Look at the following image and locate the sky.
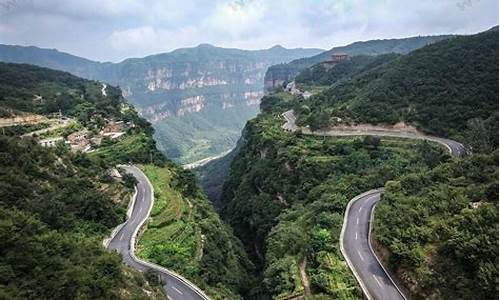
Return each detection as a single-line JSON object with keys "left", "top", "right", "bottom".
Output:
{"left": 0, "top": 0, "right": 498, "bottom": 62}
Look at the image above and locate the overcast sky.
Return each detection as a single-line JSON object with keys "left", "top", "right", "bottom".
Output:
{"left": 0, "top": 0, "right": 497, "bottom": 62}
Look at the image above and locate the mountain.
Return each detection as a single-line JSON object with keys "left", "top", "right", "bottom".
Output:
{"left": 0, "top": 62, "right": 255, "bottom": 300}
{"left": 264, "top": 34, "right": 453, "bottom": 91}
{"left": 0, "top": 44, "right": 110, "bottom": 79}
{"left": 0, "top": 44, "right": 323, "bottom": 163}
{"left": 217, "top": 28, "right": 498, "bottom": 299}
{"left": 0, "top": 62, "right": 168, "bottom": 299}
{"left": 294, "top": 27, "right": 499, "bottom": 145}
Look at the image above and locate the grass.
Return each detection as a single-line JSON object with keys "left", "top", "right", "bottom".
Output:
{"left": 136, "top": 165, "right": 201, "bottom": 278}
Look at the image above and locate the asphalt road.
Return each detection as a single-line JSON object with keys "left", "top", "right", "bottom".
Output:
{"left": 342, "top": 191, "right": 405, "bottom": 300}
{"left": 341, "top": 139, "right": 464, "bottom": 300}
{"left": 282, "top": 109, "right": 465, "bottom": 299}
{"left": 282, "top": 110, "right": 466, "bottom": 157}
{"left": 107, "top": 165, "right": 209, "bottom": 300}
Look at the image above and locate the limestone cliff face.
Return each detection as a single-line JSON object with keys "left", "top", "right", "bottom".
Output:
{"left": 0, "top": 43, "right": 324, "bottom": 162}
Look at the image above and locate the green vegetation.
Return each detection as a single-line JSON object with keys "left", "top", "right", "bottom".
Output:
{"left": 296, "top": 28, "right": 499, "bottom": 146}
{"left": 0, "top": 62, "right": 165, "bottom": 165}
{"left": 1, "top": 122, "right": 50, "bottom": 136}
{"left": 219, "top": 27, "right": 498, "bottom": 299}
{"left": 295, "top": 54, "right": 398, "bottom": 87}
{"left": 264, "top": 35, "right": 452, "bottom": 92}
{"left": 0, "top": 43, "right": 324, "bottom": 164}
{"left": 192, "top": 146, "right": 239, "bottom": 208}
{"left": 0, "top": 136, "right": 166, "bottom": 299}
{"left": 374, "top": 152, "right": 498, "bottom": 299}
{"left": 154, "top": 103, "right": 259, "bottom": 164}
{"left": 0, "top": 62, "right": 122, "bottom": 118}
{"left": 220, "top": 105, "right": 450, "bottom": 299}
{"left": 137, "top": 164, "right": 254, "bottom": 300}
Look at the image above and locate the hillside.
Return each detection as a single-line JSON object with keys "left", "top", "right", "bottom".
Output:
{"left": 264, "top": 35, "right": 452, "bottom": 91}
{"left": 295, "top": 27, "right": 499, "bottom": 149}
{"left": 374, "top": 152, "right": 498, "bottom": 299}
{"left": 0, "top": 62, "right": 254, "bottom": 300}
{"left": 0, "top": 44, "right": 323, "bottom": 164}
{"left": 0, "top": 135, "right": 166, "bottom": 300}
{"left": 218, "top": 27, "right": 498, "bottom": 299}
{"left": 137, "top": 164, "right": 254, "bottom": 300}
{"left": 219, "top": 94, "right": 452, "bottom": 299}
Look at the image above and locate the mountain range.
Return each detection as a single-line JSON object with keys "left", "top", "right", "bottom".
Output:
{"left": 0, "top": 44, "right": 323, "bottom": 163}
{"left": 0, "top": 35, "right": 456, "bottom": 164}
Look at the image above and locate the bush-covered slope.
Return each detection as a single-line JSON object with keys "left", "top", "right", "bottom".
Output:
{"left": 138, "top": 164, "right": 255, "bottom": 300}
{"left": 295, "top": 54, "right": 398, "bottom": 88}
{"left": 219, "top": 97, "right": 450, "bottom": 299}
{"left": 0, "top": 62, "right": 165, "bottom": 165}
{"left": 0, "top": 136, "right": 166, "bottom": 299}
{"left": 264, "top": 35, "right": 452, "bottom": 91}
{"left": 374, "top": 152, "right": 498, "bottom": 299}
{"left": 219, "top": 27, "right": 498, "bottom": 300}
{"left": 0, "top": 62, "right": 254, "bottom": 300}
{"left": 296, "top": 28, "right": 499, "bottom": 148}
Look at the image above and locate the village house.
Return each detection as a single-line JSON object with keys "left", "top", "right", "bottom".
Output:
{"left": 38, "top": 137, "right": 63, "bottom": 147}
{"left": 67, "top": 130, "right": 90, "bottom": 152}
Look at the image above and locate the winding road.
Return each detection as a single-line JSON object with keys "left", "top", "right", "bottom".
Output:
{"left": 282, "top": 109, "right": 465, "bottom": 300}
{"left": 106, "top": 165, "right": 210, "bottom": 300}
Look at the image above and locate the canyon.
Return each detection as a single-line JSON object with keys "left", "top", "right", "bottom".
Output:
{"left": 0, "top": 44, "right": 323, "bottom": 163}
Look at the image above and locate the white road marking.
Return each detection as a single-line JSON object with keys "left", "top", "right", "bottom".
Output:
{"left": 139, "top": 206, "right": 143, "bottom": 213}
{"left": 119, "top": 232, "right": 124, "bottom": 241}
{"left": 373, "top": 275, "right": 383, "bottom": 287}
{"left": 355, "top": 232, "right": 358, "bottom": 240}
{"left": 358, "top": 250, "right": 364, "bottom": 261}
{"left": 356, "top": 217, "right": 359, "bottom": 225}
{"left": 358, "top": 206, "right": 362, "bottom": 213}
{"left": 172, "top": 286, "right": 183, "bottom": 295}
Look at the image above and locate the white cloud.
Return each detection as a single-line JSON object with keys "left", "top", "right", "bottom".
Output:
{"left": 0, "top": 0, "right": 497, "bottom": 61}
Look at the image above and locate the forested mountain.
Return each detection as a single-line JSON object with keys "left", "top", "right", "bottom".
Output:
{"left": 375, "top": 152, "right": 498, "bottom": 299}
{"left": 218, "top": 27, "right": 498, "bottom": 299}
{"left": 0, "top": 44, "right": 323, "bottom": 163}
{"left": 295, "top": 27, "right": 499, "bottom": 149}
{"left": 0, "top": 62, "right": 254, "bottom": 300}
{"left": 0, "top": 136, "right": 168, "bottom": 300}
{"left": 264, "top": 34, "right": 453, "bottom": 91}
{"left": 0, "top": 63, "right": 167, "bottom": 299}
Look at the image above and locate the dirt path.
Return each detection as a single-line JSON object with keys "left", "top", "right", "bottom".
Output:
{"left": 300, "top": 256, "right": 311, "bottom": 297}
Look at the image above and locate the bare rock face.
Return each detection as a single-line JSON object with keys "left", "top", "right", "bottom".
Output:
{"left": 0, "top": 43, "right": 324, "bottom": 162}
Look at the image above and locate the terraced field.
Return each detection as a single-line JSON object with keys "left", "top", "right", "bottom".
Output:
{"left": 137, "top": 165, "right": 203, "bottom": 277}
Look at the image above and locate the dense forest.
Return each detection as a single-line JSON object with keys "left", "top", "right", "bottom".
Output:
{"left": 374, "top": 152, "right": 498, "bottom": 299}
{"left": 0, "top": 136, "right": 167, "bottom": 299}
{"left": 137, "top": 164, "right": 254, "bottom": 300}
{"left": 294, "top": 27, "right": 499, "bottom": 149}
{"left": 295, "top": 54, "right": 398, "bottom": 87}
{"left": 264, "top": 34, "right": 452, "bottom": 91}
{"left": 220, "top": 101, "right": 451, "bottom": 299}
{"left": 0, "top": 62, "right": 255, "bottom": 300}
{"left": 219, "top": 27, "right": 498, "bottom": 300}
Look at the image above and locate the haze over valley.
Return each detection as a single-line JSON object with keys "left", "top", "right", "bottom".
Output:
{"left": 0, "top": 1, "right": 498, "bottom": 300}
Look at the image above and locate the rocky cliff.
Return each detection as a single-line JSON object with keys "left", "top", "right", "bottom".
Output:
{"left": 0, "top": 44, "right": 323, "bottom": 163}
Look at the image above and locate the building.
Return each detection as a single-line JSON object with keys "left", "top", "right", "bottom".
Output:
{"left": 331, "top": 53, "right": 350, "bottom": 63}
{"left": 67, "top": 130, "right": 90, "bottom": 152}
{"left": 323, "top": 53, "right": 350, "bottom": 69}
{"left": 39, "top": 137, "right": 63, "bottom": 147}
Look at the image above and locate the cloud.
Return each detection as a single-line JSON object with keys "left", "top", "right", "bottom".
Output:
{"left": 0, "top": 0, "right": 497, "bottom": 61}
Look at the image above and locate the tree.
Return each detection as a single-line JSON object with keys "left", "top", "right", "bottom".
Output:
{"left": 363, "top": 135, "right": 380, "bottom": 150}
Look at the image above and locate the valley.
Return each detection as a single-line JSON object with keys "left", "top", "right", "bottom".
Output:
{"left": 0, "top": 43, "right": 323, "bottom": 164}
{"left": 0, "top": 7, "right": 497, "bottom": 300}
